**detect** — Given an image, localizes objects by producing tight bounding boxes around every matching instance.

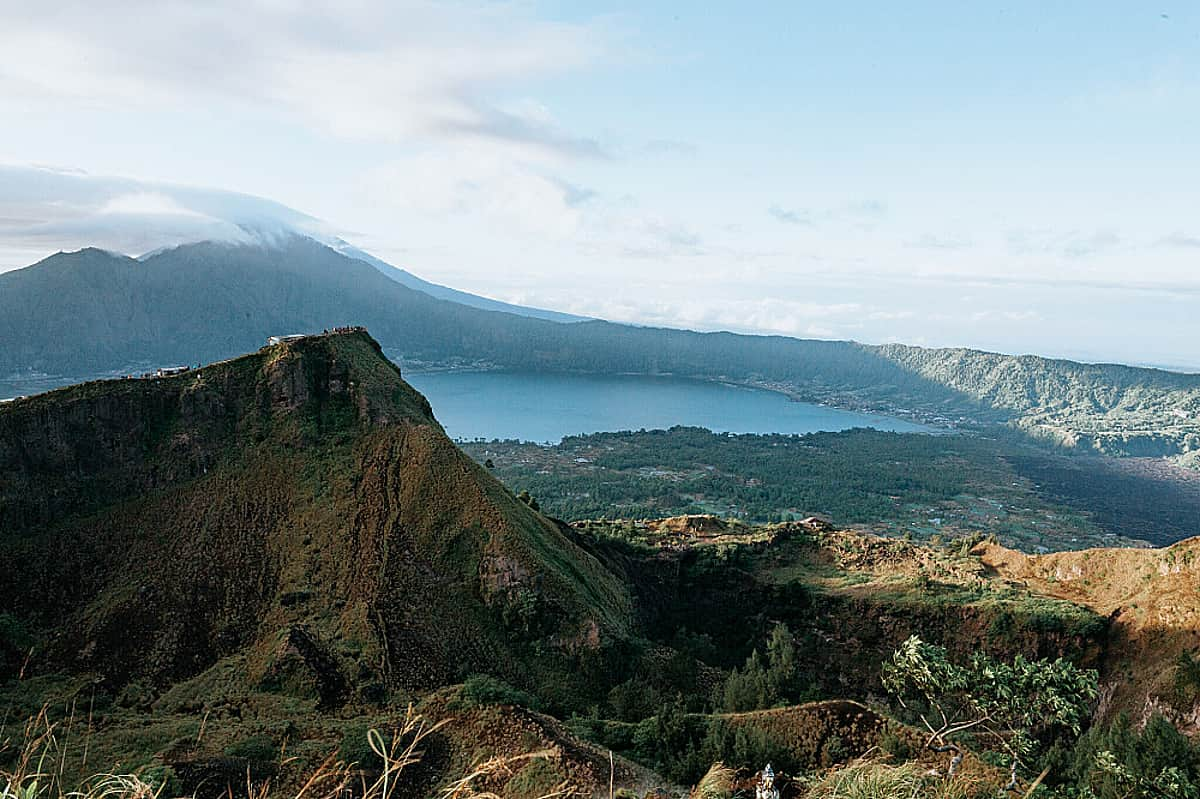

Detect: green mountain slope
[0,330,630,695]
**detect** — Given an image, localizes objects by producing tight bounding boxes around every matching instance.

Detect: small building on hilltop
[799,514,834,532]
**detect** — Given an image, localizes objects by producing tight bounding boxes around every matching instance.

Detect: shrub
[877,723,913,762]
[0,613,34,652]
[882,635,1097,783]
[820,734,849,767]
[339,723,385,769]
[1174,651,1200,707]
[224,735,279,762]
[459,674,541,710]
[139,765,182,796]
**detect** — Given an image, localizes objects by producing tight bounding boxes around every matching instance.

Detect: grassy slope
[0,331,630,698]
[1,510,1110,797]
[980,537,1200,731]
[590,524,1106,689]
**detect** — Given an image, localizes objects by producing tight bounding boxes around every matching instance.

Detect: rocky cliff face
[0,330,630,697]
[980,540,1200,730]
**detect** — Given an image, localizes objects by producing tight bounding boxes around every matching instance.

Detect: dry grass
[803,760,978,799]
[441,749,577,799]
[690,763,734,799]
[1,705,574,799]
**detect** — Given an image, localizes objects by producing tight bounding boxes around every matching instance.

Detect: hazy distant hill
[330,238,588,323]
[1,235,1198,458]
[0,236,976,407]
[877,343,1200,455]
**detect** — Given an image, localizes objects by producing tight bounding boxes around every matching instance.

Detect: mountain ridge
[1,347,1195,795]
[0,328,630,694]
[328,239,589,324]
[2,236,1198,460]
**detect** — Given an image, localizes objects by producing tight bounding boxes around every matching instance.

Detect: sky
[1,1,1198,369]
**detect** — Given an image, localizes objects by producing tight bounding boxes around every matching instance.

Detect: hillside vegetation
[878,344,1200,457]
[6,329,1200,798]
[465,426,1200,550]
[0,330,629,699]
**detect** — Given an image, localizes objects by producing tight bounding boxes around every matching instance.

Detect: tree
[516,489,540,512]
[881,635,1097,788]
[717,648,770,712]
[1175,651,1200,707]
[1058,713,1200,799]
[715,623,803,713]
[765,622,798,699]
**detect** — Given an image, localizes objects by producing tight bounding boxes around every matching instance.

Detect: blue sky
[1,2,1197,367]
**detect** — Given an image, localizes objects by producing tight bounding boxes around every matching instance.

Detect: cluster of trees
[1007,454,1200,546]
[571,696,794,786]
[714,623,807,712]
[469,427,1006,524]
[572,625,1200,796]
[474,426,1200,548]
[1044,714,1200,798]
[519,611,1200,797]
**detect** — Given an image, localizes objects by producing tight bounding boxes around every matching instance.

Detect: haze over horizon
[2,2,1198,370]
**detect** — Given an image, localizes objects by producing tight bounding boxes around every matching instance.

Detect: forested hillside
[877,344,1200,456]
[465,427,1200,550]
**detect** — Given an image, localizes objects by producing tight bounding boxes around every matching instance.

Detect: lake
[404,370,931,443]
[1,367,933,443]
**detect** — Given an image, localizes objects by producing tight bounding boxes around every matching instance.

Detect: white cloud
[359,145,587,238]
[0,1,621,251]
[0,1,612,158]
[767,200,888,229]
[98,192,205,218]
[1004,227,1122,259]
[1159,232,1200,249]
[0,164,330,266]
[0,0,1195,368]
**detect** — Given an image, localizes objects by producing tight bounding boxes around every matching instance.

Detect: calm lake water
[2,368,932,443]
[404,370,931,443]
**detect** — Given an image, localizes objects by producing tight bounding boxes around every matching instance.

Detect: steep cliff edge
[979,538,1200,730]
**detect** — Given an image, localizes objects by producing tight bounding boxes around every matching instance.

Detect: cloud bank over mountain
[0,165,334,266]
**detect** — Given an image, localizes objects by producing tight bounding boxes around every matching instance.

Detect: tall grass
[1,706,570,799]
[691,762,734,799]
[804,760,973,799]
